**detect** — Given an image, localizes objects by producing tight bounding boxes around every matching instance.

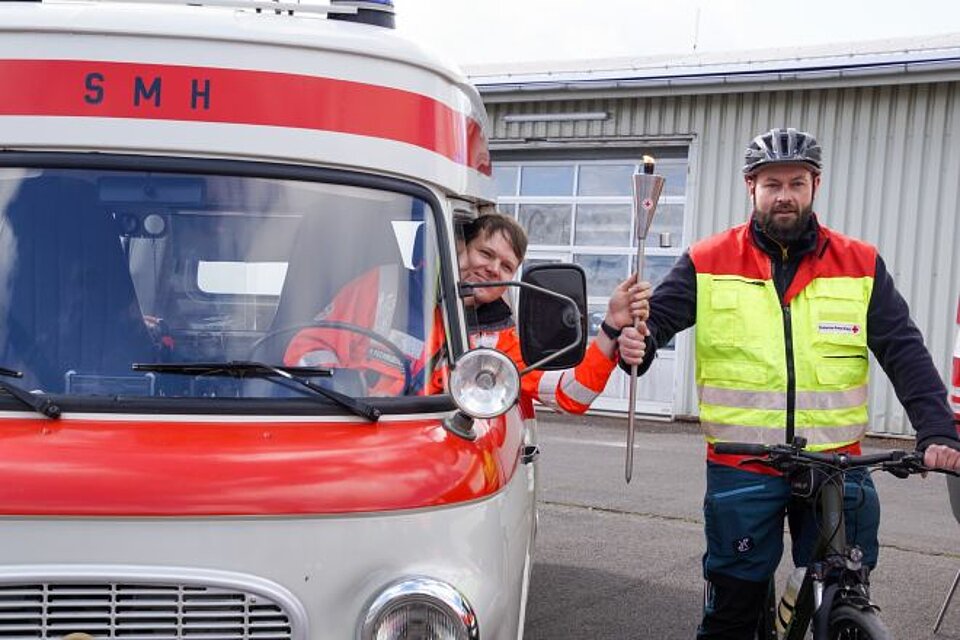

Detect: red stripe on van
[0,59,491,175]
[954,296,959,407]
[0,415,520,516]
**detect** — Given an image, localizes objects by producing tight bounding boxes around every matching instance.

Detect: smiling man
[617,127,960,639]
[458,212,525,307]
[285,211,650,406]
[445,213,648,413]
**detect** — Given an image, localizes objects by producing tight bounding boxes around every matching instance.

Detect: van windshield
[0,167,442,400]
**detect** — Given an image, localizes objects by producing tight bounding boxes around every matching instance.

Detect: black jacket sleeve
[867,255,958,448]
[619,251,698,376]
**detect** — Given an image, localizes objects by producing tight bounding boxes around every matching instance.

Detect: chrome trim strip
[0,410,454,422]
[360,576,479,640]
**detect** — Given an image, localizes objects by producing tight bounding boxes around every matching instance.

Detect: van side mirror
[517,264,588,371]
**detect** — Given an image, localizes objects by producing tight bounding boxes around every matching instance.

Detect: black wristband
[600,320,622,340]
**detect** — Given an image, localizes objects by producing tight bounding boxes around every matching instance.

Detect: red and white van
[952,296,960,421]
[0,1,585,637]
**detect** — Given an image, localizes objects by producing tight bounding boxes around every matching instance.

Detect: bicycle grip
[713,442,769,456]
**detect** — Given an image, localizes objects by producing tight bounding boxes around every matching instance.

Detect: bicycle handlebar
[711,441,949,477]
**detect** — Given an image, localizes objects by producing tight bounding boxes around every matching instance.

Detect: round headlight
[449,348,520,419]
[361,577,479,640]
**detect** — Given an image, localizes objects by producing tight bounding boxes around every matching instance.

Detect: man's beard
[754,202,814,244]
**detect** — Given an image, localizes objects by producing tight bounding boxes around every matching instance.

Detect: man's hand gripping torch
[625,156,664,483]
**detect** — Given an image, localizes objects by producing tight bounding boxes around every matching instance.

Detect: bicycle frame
[719,440,921,640]
[718,438,955,640]
[775,469,874,640]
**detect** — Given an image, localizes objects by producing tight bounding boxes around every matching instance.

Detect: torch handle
[625,240,647,483]
[627,161,662,484]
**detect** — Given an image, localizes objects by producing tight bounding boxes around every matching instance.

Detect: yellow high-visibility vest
[692,223,876,451]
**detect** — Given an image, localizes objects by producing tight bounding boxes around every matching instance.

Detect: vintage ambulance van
[0,1,587,637]
[952,297,959,421]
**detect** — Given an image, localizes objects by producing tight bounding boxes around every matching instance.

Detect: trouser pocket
[704,463,791,582]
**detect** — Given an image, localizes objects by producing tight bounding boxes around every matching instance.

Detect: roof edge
[467,33,960,93]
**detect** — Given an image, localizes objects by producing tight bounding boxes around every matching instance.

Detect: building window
[575,203,632,245]
[518,203,572,244]
[494,153,689,410]
[519,165,575,196]
[494,156,688,330]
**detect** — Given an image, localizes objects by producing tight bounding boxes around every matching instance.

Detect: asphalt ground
[523,412,960,640]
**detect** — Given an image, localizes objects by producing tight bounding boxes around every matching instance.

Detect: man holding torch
[618,127,960,638]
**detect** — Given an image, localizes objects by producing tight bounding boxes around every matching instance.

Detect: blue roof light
[329,0,395,28]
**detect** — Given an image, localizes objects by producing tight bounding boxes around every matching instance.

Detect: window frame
[0,151,461,416]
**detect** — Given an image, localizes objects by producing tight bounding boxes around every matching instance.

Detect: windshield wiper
[132,361,381,421]
[0,367,61,418]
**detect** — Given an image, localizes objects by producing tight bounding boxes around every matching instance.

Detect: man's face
[747,163,820,243]
[459,229,520,305]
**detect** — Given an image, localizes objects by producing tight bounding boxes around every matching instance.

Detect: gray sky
[393,1,960,67]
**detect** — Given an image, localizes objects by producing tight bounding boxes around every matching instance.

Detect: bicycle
[713,437,954,640]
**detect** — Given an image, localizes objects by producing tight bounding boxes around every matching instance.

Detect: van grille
[0,582,293,639]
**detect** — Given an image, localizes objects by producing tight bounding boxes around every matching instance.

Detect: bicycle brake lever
[881,463,912,479]
[882,454,929,479]
[903,451,960,477]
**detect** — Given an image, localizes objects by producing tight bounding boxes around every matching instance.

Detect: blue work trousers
[696,461,880,639]
[702,460,881,582]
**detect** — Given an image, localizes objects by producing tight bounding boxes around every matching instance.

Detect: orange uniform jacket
[285,270,619,411]
[428,298,619,415]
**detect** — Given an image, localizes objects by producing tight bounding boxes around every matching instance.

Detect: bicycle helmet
[742,127,822,175]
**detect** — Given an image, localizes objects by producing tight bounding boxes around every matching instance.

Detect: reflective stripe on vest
[692,224,875,451]
[699,384,868,411]
[702,421,868,446]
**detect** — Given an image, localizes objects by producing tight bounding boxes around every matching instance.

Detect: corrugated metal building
[467,34,960,436]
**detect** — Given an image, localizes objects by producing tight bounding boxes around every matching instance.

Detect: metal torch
[625,156,664,484]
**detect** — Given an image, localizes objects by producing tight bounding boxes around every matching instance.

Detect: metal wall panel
[485,81,960,436]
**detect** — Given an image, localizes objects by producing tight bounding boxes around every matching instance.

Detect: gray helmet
[742,127,822,175]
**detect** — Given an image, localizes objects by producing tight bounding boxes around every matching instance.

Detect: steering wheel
[248,320,413,396]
